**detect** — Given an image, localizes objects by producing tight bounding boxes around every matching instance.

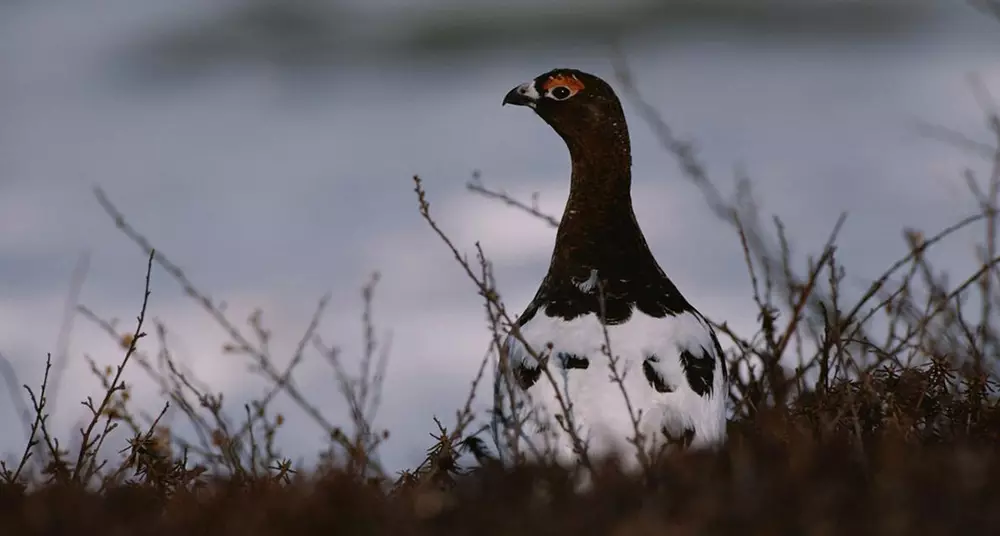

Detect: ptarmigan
[493,68,728,468]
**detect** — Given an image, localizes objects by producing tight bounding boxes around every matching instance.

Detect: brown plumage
[503,68,695,325]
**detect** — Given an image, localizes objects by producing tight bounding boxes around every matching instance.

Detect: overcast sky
[3,1,1000,474]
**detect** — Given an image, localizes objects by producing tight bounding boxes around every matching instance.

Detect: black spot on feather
[513,364,540,390]
[558,352,589,370]
[680,346,716,397]
[643,355,673,393]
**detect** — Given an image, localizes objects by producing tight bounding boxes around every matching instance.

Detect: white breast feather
[497,308,727,468]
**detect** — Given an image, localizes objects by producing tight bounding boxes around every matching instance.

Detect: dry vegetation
[4,61,1000,534]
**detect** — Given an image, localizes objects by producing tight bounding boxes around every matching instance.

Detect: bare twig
[72,249,155,484]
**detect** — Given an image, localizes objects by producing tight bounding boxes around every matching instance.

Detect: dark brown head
[502,68,630,160]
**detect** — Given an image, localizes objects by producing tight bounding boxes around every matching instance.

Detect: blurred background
[3,0,1000,473]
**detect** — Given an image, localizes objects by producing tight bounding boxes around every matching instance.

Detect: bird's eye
[549,86,573,100]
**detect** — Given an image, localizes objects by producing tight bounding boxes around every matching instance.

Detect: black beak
[502,81,538,107]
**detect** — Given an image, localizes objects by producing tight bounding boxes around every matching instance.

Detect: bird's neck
[548,127,656,277]
[562,124,633,217]
[561,157,635,238]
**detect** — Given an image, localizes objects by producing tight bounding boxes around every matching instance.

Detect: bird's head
[503,68,628,156]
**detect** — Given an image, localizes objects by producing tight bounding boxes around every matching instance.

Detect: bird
[492,68,728,469]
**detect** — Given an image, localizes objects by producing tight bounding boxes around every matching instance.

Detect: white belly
[496,308,727,468]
